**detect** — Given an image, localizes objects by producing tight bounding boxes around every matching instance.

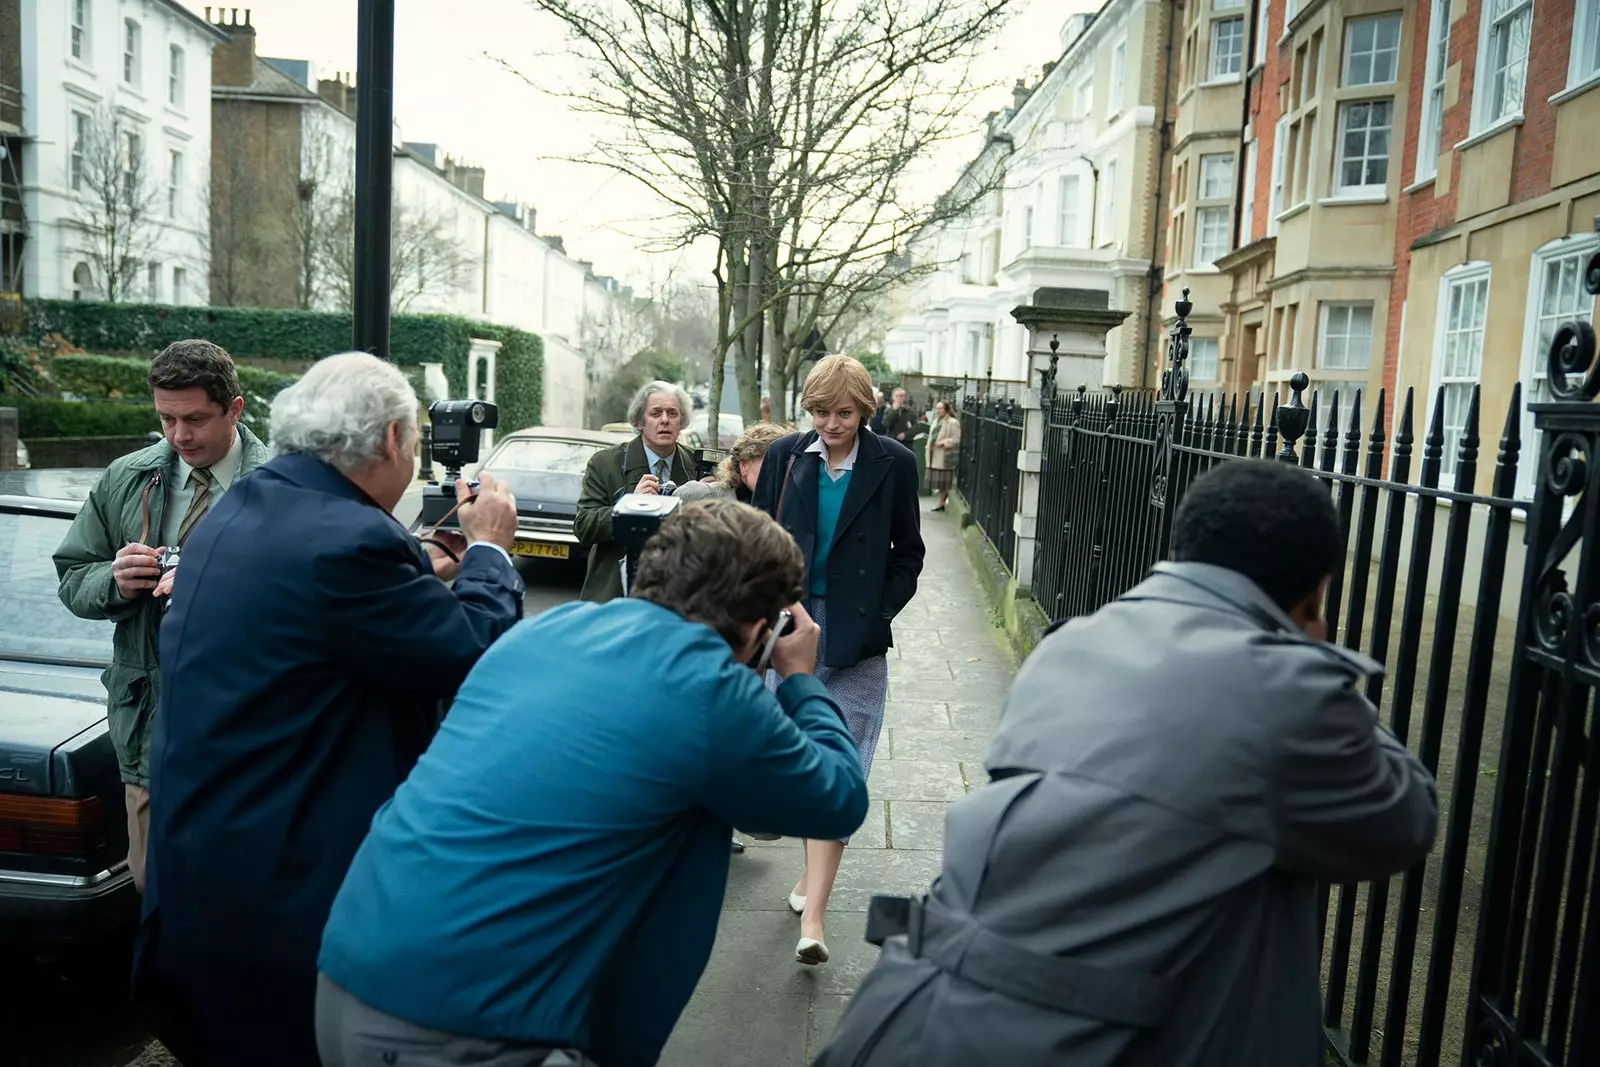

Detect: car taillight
[0,795,106,856]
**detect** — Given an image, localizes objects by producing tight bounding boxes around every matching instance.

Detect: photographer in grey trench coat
[816,460,1438,1067]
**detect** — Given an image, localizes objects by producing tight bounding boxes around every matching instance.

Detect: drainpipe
[1139,0,1179,389]
[1234,0,1261,252]
[1078,154,1100,249]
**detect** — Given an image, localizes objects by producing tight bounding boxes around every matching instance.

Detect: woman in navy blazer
[752,355,925,965]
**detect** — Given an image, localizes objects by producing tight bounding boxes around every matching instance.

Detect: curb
[950,491,1050,665]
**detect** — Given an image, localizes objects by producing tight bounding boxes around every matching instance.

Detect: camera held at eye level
[419,400,499,530]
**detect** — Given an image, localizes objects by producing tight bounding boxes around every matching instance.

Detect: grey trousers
[315,974,597,1067]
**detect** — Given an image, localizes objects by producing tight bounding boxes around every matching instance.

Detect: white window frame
[147,262,160,303]
[169,45,186,107]
[1210,17,1245,81]
[71,0,90,61]
[1239,138,1258,242]
[173,266,188,305]
[1570,0,1600,90]
[1268,117,1287,234]
[1022,204,1035,251]
[1342,14,1403,87]
[1076,76,1094,121]
[1190,337,1221,382]
[1199,153,1234,200]
[1416,0,1451,182]
[168,150,183,219]
[1317,302,1375,370]
[1214,0,1247,9]
[1109,39,1127,115]
[1516,234,1600,496]
[1472,0,1533,135]
[69,110,89,192]
[1058,174,1080,246]
[123,19,141,87]
[1254,0,1270,67]
[1334,98,1394,193]
[1194,206,1231,267]
[1429,262,1492,479]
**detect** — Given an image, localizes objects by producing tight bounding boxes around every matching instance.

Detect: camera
[156,546,180,613]
[611,492,682,594]
[419,399,499,529]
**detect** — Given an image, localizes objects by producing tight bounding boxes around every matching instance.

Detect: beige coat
[926,415,961,471]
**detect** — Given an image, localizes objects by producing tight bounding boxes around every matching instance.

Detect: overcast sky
[181,0,1100,289]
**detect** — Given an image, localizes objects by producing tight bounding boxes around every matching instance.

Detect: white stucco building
[17,0,223,303]
[883,1,1171,388]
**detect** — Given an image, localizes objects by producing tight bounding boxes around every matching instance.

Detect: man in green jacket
[573,380,696,603]
[53,339,271,893]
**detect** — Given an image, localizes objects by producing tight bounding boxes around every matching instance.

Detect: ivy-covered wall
[50,353,297,433]
[23,300,544,434]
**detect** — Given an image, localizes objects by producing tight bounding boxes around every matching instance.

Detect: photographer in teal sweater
[316,498,869,1067]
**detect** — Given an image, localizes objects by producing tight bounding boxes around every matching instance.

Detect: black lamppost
[353,0,396,358]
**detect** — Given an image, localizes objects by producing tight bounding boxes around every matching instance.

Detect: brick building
[1387,0,1600,497]
[1212,0,1416,406]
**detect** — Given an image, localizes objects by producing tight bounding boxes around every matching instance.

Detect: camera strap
[774,453,797,520]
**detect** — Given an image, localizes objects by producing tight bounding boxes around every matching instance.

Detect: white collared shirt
[806,434,860,482]
[160,429,245,548]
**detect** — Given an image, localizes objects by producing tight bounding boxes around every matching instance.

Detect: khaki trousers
[125,783,150,893]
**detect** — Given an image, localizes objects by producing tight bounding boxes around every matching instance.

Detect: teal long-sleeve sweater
[318,598,868,1064]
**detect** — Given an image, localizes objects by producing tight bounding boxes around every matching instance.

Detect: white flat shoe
[788,891,806,915]
[795,937,829,965]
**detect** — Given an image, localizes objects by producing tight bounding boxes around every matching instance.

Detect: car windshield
[0,511,114,665]
[483,438,605,475]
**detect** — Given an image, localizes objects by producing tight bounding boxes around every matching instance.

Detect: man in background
[881,387,916,443]
[818,461,1438,1067]
[870,388,887,435]
[140,352,524,1066]
[54,339,271,893]
[573,380,696,602]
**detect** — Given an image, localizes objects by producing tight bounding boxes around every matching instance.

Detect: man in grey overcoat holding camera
[816,461,1438,1067]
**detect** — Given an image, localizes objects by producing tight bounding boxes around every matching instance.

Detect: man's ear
[227,396,245,422]
[733,618,767,664]
[1288,575,1333,638]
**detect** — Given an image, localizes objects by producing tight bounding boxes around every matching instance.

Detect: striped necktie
[177,467,214,546]
[655,458,669,483]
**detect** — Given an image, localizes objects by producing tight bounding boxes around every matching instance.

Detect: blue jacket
[141,453,524,980]
[319,598,868,1065]
[751,430,925,668]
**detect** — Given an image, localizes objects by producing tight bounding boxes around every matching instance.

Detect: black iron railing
[1020,278,1600,1066]
[957,392,1022,570]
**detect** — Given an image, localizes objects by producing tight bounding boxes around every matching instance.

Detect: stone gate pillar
[467,337,503,451]
[1008,288,1130,592]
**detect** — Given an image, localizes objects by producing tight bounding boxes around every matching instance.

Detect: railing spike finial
[1159,288,1193,403]
[1275,372,1311,464]
[1040,333,1062,403]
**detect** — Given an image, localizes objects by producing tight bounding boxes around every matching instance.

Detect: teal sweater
[317,599,868,1061]
[811,467,852,597]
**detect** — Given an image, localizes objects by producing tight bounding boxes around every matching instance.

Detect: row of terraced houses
[885,0,1600,499]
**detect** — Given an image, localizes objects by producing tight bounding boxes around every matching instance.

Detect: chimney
[209,7,257,89]
[443,154,487,198]
[1011,78,1031,112]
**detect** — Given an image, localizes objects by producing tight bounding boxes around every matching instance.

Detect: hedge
[24,300,545,434]
[16,396,159,438]
[50,353,298,432]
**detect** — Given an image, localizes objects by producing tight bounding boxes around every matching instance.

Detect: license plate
[510,541,570,560]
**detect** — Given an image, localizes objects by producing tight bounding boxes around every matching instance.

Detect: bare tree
[69,107,165,302]
[318,194,475,313]
[507,0,1010,428]
[290,123,351,310]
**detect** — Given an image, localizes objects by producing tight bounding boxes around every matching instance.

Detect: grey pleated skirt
[768,596,889,813]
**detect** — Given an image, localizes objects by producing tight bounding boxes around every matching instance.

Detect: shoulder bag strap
[774,453,797,521]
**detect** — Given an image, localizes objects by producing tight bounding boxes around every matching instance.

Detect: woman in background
[925,399,960,512]
[752,355,925,966]
[675,422,788,506]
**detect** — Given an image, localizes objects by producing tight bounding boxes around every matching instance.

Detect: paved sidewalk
[658,501,1017,1067]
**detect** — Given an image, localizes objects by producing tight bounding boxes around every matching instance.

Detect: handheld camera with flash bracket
[419,399,499,529]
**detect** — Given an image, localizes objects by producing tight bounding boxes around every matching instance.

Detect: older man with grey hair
[136,352,525,1067]
[574,378,697,602]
